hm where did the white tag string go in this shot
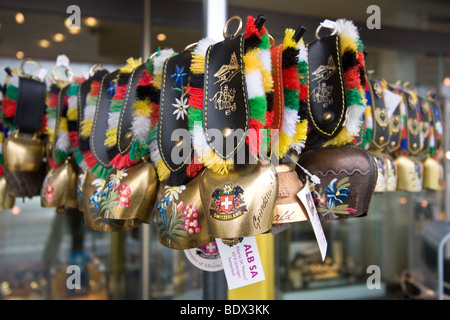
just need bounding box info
[286,154,321,186]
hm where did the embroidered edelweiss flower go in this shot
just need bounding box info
[325,178,350,209]
[171,65,186,86]
[110,169,128,187]
[223,185,233,194]
[164,185,186,201]
[172,96,188,120]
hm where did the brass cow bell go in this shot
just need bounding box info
[200,161,278,241]
[40,158,78,209]
[3,130,45,172]
[272,164,308,224]
[0,176,15,210]
[423,157,443,191]
[156,170,213,250]
[394,155,423,192]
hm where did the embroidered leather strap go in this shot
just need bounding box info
[417,96,432,155]
[117,63,146,155]
[369,80,390,150]
[203,34,249,160]
[90,70,119,168]
[306,35,346,139]
[403,91,421,155]
[14,77,47,133]
[158,50,193,172]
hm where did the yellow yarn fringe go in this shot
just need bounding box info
[283,28,297,49]
[120,57,142,74]
[278,131,292,159]
[261,69,274,93]
[155,159,170,182]
[191,52,206,74]
[152,73,162,90]
[201,150,234,175]
[339,35,358,56]
[292,119,308,144]
[243,48,262,73]
[57,118,68,133]
[132,99,151,117]
[80,120,93,138]
[104,128,117,148]
[67,107,77,121]
[323,127,355,147]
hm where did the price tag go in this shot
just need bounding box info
[297,182,327,261]
[216,237,265,290]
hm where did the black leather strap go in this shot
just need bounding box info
[369,80,390,150]
[117,63,146,155]
[307,35,346,139]
[90,70,119,168]
[203,34,249,160]
[158,51,193,172]
[403,91,421,155]
[14,77,47,133]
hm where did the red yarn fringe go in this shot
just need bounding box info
[137,70,153,87]
[282,67,300,90]
[90,80,101,97]
[188,87,204,110]
[246,119,264,156]
[344,66,361,89]
[83,150,98,169]
[2,99,17,118]
[110,153,138,170]
[68,131,79,148]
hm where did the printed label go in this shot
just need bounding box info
[216,237,265,290]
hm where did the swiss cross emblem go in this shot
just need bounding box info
[220,195,234,213]
[210,184,247,221]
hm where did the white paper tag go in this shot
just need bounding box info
[383,87,402,118]
[297,183,327,261]
[216,237,265,290]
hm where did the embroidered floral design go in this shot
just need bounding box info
[171,64,189,120]
[101,169,132,218]
[164,185,186,201]
[312,177,356,218]
[157,184,202,246]
[183,203,201,234]
[172,96,189,120]
[77,172,85,198]
[171,65,186,86]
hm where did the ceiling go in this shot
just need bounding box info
[0,0,449,87]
